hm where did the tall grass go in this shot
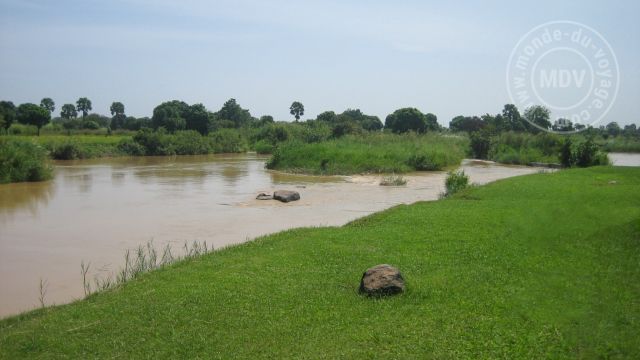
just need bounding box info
[82,240,212,297]
[0,138,52,183]
[489,132,562,165]
[599,137,640,153]
[443,169,470,197]
[267,133,468,175]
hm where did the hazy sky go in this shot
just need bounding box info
[1,0,638,126]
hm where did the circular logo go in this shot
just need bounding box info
[506,21,619,134]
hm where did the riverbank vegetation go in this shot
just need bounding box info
[1,167,638,358]
[0,138,52,184]
[2,96,639,182]
[266,133,467,174]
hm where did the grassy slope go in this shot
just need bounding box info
[1,167,639,358]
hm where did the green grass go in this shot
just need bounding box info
[1,166,639,358]
[267,133,468,174]
[0,138,52,183]
[599,136,640,153]
[488,132,563,165]
[28,135,131,159]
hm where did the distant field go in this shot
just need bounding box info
[1,166,638,358]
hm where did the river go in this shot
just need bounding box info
[0,152,637,317]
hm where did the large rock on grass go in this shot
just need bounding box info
[273,190,300,203]
[359,264,405,296]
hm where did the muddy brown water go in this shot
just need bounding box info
[1,153,636,318]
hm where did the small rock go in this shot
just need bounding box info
[256,193,273,200]
[608,180,617,185]
[359,264,405,296]
[273,190,300,203]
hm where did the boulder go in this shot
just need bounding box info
[256,193,273,200]
[273,190,300,203]
[359,264,405,296]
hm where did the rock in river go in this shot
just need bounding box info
[359,264,405,296]
[256,193,273,200]
[273,190,300,203]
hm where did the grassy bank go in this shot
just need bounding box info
[0,138,52,184]
[32,135,130,159]
[1,166,639,358]
[267,133,468,174]
[599,136,640,153]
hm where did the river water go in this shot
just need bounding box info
[0,153,637,317]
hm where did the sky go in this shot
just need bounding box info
[0,0,638,126]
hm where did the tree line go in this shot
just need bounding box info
[0,97,637,138]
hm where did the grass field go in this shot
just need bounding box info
[0,166,638,358]
[267,133,468,174]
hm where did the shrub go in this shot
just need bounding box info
[172,131,211,155]
[0,138,52,183]
[254,124,289,145]
[469,131,491,159]
[444,169,469,196]
[132,128,175,156]
[254,140,275,154]
[117,138,146,156]
[210,129,247,153]
[488,132,563,165]
[575,137,609,167]
[48,140,83,160]
[406,153,437,170]
[82,120,100,130]
[8,123,38,135]
[560,138,573,168]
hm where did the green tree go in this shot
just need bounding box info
[289,101,304,122]
[152,100,189,133]
[257,115,274,127]
[215,98,252,128]
[0,101,16,134]
[61,104,78,119]
[424,113,439,131]
[185,103,211,135]
[385,108,430,133]
[17,103,51,136]
[76,97,92,118]
[623,123,637,136]
[605,122,621,137]
[469,130,491,159]
[501,104,525,132]
[449,115,485,132]
[40,98,55,114]
[316,111,338,124]
[110,102,126,129]
[339,109,383,131]
[523,105,551,132]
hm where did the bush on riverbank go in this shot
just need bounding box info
[0,138,52,183]
[266,133,468,175]
[127,129,248,156]
[444,169,469,196]
[487,132,562,165]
